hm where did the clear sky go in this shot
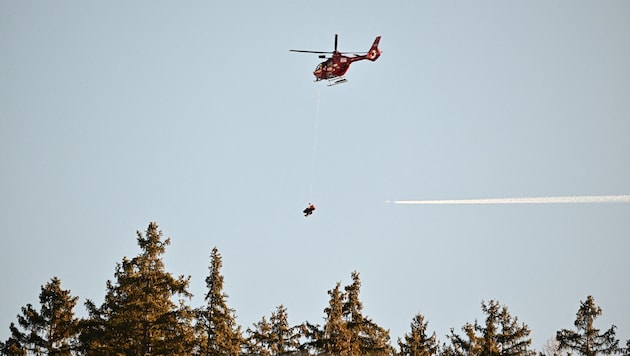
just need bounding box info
[1,0,629,350]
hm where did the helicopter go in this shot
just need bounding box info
[290,34,381,86]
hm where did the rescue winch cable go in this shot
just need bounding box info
[309,87,321,201]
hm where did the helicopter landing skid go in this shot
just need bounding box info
[327,77,348,86]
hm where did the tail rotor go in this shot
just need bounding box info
[366,36,382,61]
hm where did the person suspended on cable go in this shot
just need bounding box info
[303,203,316,217]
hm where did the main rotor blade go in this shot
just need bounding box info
[289,50,333,54]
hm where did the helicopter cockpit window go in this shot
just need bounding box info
[315,63,323,71]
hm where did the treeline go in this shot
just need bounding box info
[1,222,628,356]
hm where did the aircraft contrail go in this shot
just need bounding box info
[387,195,630,205]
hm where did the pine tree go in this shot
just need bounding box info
[246,315,273,355]
[344,272,364,355]
[343,271,392,356]
[0,334,26,356]
[268,305,301,354]
[300,321,324,355]
[1,277,79,355]
[398,313,439,356]
[303,272,392,356]
[302,282,351,355]
[539,337,571,356]
[323,281,353,354]
[196,246,243,356]
[246,305,301,355]
[82,222,195,355]
[439,343,461,356]
[556,295,619,356]
[448,300,534,356]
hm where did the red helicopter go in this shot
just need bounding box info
[290,34,382,86]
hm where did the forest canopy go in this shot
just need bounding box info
[1,222,628,356]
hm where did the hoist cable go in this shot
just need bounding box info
[309,88,321,201]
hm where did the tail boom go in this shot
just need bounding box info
[366,36,381,61]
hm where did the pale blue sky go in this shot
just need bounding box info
[2,1,629,349]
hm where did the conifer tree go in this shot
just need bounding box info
[303,272,392,356]
[302,282,350,355]
[196,246,243,355]
[398,313,439,356]
[246,305,301,355]
[439,343,460,356]
[323,281,353,354]
[343,271,392,355]
[246,315,273,355]
[1,277,79,355]
[300,321,324,354]
[82,222,195,355]
[556,295,619,356]
[268,305,301,354]
[448,300,534,356]
[540,337,571,356]
[344,271,364,355]
[0,334,26,356]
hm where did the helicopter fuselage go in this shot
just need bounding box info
[313,54,352,80]
[291,35,381,84]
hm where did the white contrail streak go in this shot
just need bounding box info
[388,195,630,205]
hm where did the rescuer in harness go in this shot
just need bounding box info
[303,203,316,217]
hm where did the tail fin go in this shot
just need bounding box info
[366,36,382,61]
